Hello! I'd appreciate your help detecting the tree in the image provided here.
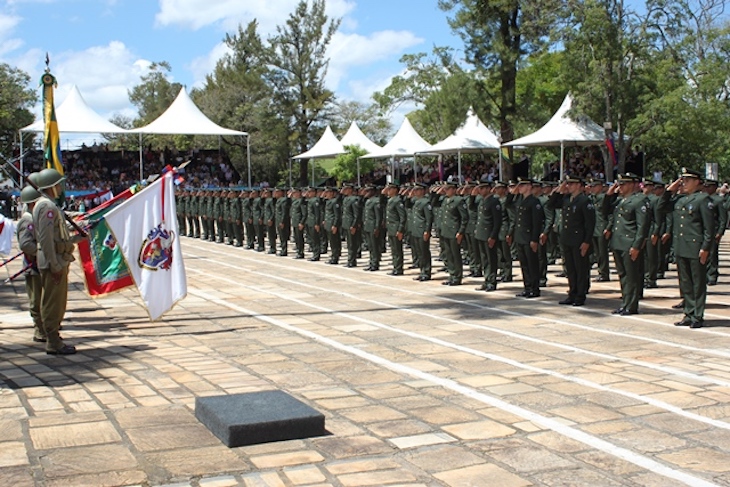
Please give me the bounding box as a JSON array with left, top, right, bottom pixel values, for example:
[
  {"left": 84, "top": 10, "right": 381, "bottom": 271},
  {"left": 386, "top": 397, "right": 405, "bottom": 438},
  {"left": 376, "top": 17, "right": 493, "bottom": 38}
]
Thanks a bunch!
[
  {"left": 0, "top": 63, "right": 37, "bottom": 159},
  {"left": 128, "top": 61, "right": 182, "bottom": 126},
  {"left": 329, "top": 145, "right": 369, "bottom": 183},
  {"left": 330, "top": 100, "right": 391, "bottom": 145},
  {"left": 266, "top": 0, "right": 340, "bottom": 185}
]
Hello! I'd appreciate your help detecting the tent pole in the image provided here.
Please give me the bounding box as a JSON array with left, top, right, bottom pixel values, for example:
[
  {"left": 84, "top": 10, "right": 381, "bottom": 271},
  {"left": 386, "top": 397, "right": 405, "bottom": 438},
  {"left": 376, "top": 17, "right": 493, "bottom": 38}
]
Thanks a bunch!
[
  {"left": 19, "top": 132, "right": 24, "bottom": 187},
  {"left": 138, "top": 133, "right": 143, "bottom": 182},
  {"left": 560, "top": 141, "right": 565, "bottom": 180},
  {"left": 311, "top": 159, "right": 314, "bottom": 186},
  {"left": 288, "top": 158, "right": 292, "bottom": 187},
  {"left": 246, "top": 134, "right": 251, "bottom": 189},
  {"left": 498, "top": 146, "right": 503, "bottom": 182},
  {"left": 357, "top": 157, "right": 361, "bottom": 186},
  {"left": 413, "top": 155, "right": 417, "bottom": 183},
  {"left": 458, "top": 151, "right": 462, "bottom": 182}
]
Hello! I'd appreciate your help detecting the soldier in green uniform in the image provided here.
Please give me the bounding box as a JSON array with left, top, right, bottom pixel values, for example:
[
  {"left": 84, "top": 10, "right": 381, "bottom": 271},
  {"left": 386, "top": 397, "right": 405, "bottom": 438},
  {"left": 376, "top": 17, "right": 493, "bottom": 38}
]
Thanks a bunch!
[
  {"left": 323, "top": 187, "right": 342, "bottom": 264},
  {"left": 537, "top": 182, "right": 553, "bottom": 287},
  {"left": 654, "top": 182, "right": 670, "bottom": 279},
  {"left": 189, "top": 190, "right": 201, "bottom": 238},
  {"left": 362, "top": 185, "right": 382, "bottom": 271},
  {"left": 474, "top": 182, "right": 502, "bottom": 291},
  {"left": 316, "top": 188, "right": 328, "bottom": 255},
  {"left": 588, "top": 179, "right": 610, "bottom": 282},
  {"left": 513, "top": 178, "right": 543, "bottom": 298},
  {"left": 274, "top": 187, "right": 291, "bottom": 256},
  {"left": 17, "top": 184, "right": 45, "bottom": 342},
  {"left": 703, "top": 179, "right": 726, "bottom": 285},
  {"left": 604, "top": 173, "right": 650, "bottom": 315},
  {"left": 290, "top": 188, "right": 307, "bottom": 258},
  {"left": 464, "top": 183, "right": 482, "bottom": 278},
  {"left": 227, "top": 190, "right": 241, "bottom": 246},
  {"left": 440, "top": 181, "right": 468, "bottom": 285},
  {"left": 176, "top": 188, "right": 187, "bottom": 237},
  {"left": 495, "top": 182, "right": 513, "bottom": 282},
  {"left": 251, "top": 189, "right": 265, "bottom": 251},
  {"left": 403, "top": 184, "right": 417, "bottom": 269},
  {"left": 213, "top": 190, "right": 225, "bottom": 243},
  {"left": 200, "top": 190, "right": 210, "bottom": 240},
  {"left": 665, "top": 168, "right": 714, "bottom": 328},
  {"left": 385, "top": 183, "right": 407, "bottom": 275},
  {"left": 643, "top": 179, "right": 663, "bottom": 288},
  {"left": 262, "top": 188, "right": 276, "bottom": 254},
  {"left": 241, "top": 190, "right": 254, "bottom": 249},
  {"left": 33, "top": 168, "right": 85, "bottom": 355},
  {"left": 549, "top": 177, "right": 595, "bottom": 306},
  {"left": 207, "top": 190, "right": 217, "bottom": 242},
  {"left": 306, "top": 187, "right": 322, "bottom": 261},
  {"left": 410, "top": 183, "right": 433, "bottom": 281},
  {"left": 340, "top": 184, "right": 361, "bottom": 267}
]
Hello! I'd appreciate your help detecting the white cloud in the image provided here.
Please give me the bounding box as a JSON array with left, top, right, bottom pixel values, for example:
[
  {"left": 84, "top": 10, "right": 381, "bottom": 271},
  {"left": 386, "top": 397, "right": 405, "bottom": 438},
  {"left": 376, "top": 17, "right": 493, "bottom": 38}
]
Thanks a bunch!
[
  {"left": 188, "top": 41, "right": 232, "bottom": 88},
  {"left": 0, "top": 12, "right": 23, "bottom": 57},
  {"left": 155, "top": 0, "right": 355, "bottom": 34},
  {"left": 326, "top": 29, "right": 422, "bottom": 91}
]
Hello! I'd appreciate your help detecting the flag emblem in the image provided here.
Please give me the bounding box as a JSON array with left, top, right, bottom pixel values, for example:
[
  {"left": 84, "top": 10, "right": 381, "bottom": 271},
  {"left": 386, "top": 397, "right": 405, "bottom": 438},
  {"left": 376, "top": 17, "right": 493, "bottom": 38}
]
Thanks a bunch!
[
  {"left": 103, "top": 233, "right": 117, "bottom": 250},
  {"left": 138, "top": 223, "right": 175, "bottom": 271}
]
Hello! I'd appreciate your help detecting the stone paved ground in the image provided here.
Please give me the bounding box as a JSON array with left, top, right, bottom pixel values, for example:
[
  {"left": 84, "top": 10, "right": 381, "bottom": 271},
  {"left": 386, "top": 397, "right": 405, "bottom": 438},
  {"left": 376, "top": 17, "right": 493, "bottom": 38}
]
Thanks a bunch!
[{"left": 2, "top": 235, "right": 730, "bottom": 487}]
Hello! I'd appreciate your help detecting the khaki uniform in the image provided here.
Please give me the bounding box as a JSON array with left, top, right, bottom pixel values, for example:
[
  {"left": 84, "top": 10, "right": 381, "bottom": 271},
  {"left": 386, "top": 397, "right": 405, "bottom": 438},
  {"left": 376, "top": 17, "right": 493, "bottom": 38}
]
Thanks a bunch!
[{"left": 16, "top": 211, "right": 44, "bottom": 340}]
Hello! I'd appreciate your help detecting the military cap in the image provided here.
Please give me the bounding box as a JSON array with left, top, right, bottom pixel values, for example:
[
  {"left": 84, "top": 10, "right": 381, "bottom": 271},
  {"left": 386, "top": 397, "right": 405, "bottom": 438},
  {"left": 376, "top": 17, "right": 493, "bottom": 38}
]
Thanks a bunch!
[
  {"left": 564, "top": 175, "right": 583, "bottom": 184},
  {"left": 493, "top": 181, "right": 508, "bottom": 188},
  {"left": 342, "top": 182, "right": 355, "bottom": 188},
  {"left": 704, "top": 178, "right": 719, "bottom": 186},
  {"left": 516, "top": 177, "right": 534, "bottom": 185},
  {"left": 476, "top": 182, "right": 491, "bottom": 188},
  {"left": 385, "top": 183, "right": 399, "bottom": 189},
  {"left": 587, "top": 177, "right": 605, "bottom": 186},
  {"left": 617, "top": 173, "right": 641, "bottom": 182},
  {"left": 642, "top": 178, "right": 655, "bottom": 186},
  {"left": 653, "top": 181, "right": 666, "bottom": 188},
  {"left": 680, "top": 167, "right": 702, "bottom": 179},
  {"left": 443, "top": 181, "right": 458, "bottom": 188},
  {"left": 413, "top": 182, "right": 428, "bottom": 189}
]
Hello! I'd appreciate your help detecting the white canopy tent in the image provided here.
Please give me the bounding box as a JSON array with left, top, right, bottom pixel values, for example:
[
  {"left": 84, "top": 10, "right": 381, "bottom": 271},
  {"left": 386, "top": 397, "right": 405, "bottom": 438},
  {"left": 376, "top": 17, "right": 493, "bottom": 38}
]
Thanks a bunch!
[
  {"left": 503, "top": 94, "right": 605, "bottom": 179},
  {"left": 19, "top": 85, "right": 129, "bottom": 182},
  {"left": 339, "top": 122, "right": 381, "bottom": 185},
  {"left": 131, "top": 88, "right": 250, "bottom": 185},
  {"left": 361, "top": 117, "right": 433, "bottom": 183},
  {"left": 292, "top": 125, "right": 346, "bottom": 186},
  {"left": 428, "top": 107, "right": 501, "bottom": 181}
]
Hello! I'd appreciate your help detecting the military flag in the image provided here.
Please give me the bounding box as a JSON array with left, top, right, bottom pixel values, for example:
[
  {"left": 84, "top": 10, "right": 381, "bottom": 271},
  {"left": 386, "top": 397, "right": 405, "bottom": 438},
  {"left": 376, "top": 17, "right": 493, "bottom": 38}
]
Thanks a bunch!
[
  {"left": 104, "top": 173, "right": 187, "bottom": 320},
  {"left": 41, "top": 70, "right": 64, "bottom": 176}
]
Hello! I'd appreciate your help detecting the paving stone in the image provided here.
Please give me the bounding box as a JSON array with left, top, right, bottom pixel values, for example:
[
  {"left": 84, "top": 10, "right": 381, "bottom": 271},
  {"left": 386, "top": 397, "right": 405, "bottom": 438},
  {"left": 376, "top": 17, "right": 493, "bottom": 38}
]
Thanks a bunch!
[
  {"left": 658, "top": 447, "right": 730, "bottom": 472},
  {"left": 365, "top": 419, "right": 433, "bottom": 439},
  {"left": 146, "top": 445, "right": 246, "bottom": 477},
  {"left": 39, "top": 444, "right": 138, "bottom": 478},
  {"left": 325, "top": 458, "right": 402, "bottom": 475},
  {"left": 338, "top": 469, "right": 419, "bottom": 486},
  {"left": 389, "top": 432, "right": 456, "bottom": 449},
  {"left": 115, "top": 405, "right": 198, "bottom": 429},
  {"left": 283, "top": 465, "right": 327, "bottom": 485},
  {"left": 125, "top": 423, "right": 220, "bottom": 452},
  {"left": 0, "top": 420, "right": 23, "bottom": 441},
  {"left": 0, "top": 466, "right": 35, "bottom": 487},
  {"left": 434, "top": 463, "right": 531, "bottom": 487},
  {"left": 0, "top": 442, "right": 28, "bottom": 467},
  {"left": 250, "top": 450, "right": 325, "bottom": 469},
  {"left": 314, "top": 435, "right": 393, "bottom": 459},
  {"left": 198, "top": 475, "right": 239, "bottom": 487},
  {"left": 29, "top": 421, "right": 121, "bottom": 450},
  {"left": 404, "top": 445, "right": 485, "bottom": 473},
  {"left": 44, "top": 469, "right": 147, "bottom": 487},
  {"left": 442, "top": 420, "right": 516, "bottom": 440}
]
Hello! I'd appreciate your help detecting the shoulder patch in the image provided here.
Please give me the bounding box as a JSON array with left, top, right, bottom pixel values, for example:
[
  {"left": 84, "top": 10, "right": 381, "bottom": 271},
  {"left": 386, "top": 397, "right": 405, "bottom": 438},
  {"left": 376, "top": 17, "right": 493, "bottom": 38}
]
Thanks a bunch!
[
  {"left": 27, "top": 223, "right": 34, "bottom": 231},
  {"left": 640, "top": 205, "right": 647, "bottom": 213},
  {"left": 587, "top": 203, "right": 594, "bottom": 210},
  {"left": 427, "top": 204, "right": 432, "bottom": 210},
  {"left": 496, "top": 204, "right": 501, "bottom": 211},
  {"left": 708, "top": 201, "right": 714, "bottom": 210},
  {"left": 536, "top": 204, "right": 541, "bottom": 210},
  {"left": 46, "top": 210, "right": 54, "bottom": 219}
]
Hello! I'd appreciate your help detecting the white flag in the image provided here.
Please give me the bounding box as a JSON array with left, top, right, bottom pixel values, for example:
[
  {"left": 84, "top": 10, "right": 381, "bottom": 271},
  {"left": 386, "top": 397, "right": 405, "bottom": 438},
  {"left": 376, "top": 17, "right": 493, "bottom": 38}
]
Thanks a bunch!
[
  {"left": 104, "top": 173, "right": 186, "bottom": 320},
  {"left": 0, "top": 214, "right": 16, "bottom": 256}
]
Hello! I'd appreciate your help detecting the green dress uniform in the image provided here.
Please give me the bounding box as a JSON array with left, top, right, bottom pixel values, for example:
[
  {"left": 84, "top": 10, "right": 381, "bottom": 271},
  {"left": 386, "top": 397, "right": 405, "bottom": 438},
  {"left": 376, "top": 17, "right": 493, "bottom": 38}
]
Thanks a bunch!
[
  {"left": 440, "top": 192, "right": 468, "bottom": 285},
  {"left": 342, "top": 192, "right": 361, "bottom": 267},
  {"left": 644, "top": 192, "right": 663, "bottom": 287},
  {"left": 474, "top": 193, "right": 502, "bottom": 290},
  {"left": 264, "top": 195, "right": 277, "bottom": 253},
  {"left": 189, "top": 191, "right": 201, "bottom": 238},
  {"left": 591, "top": 190, "right": 610, "bottom": 281},
  {"left": 242, "top": 194, "right": 255, "bottom": 249},
  {"left": 324, "top": 194, "right": 342, "bottom": 264},
  {"left": 275, "top": 194, "right": 291, "bottom": 256},
  {"left": 363, "top": 192, "right": 382, "bottom": 271},
  {"left": 549, "top": 191, "right": 595, "bottom": 305},
  {"left": 176, "top": 190, "right": 188, "bottom": 237},
  {"left": 252, "top": 194, "right": 265, "bottom": 251},
  {"left": 33, "top": 195, "right": 77, "bottom": 353},
  {"left": 212, "top": 191, "right": 224, "bottom": 243},
  {"left": 514, "top": 193, "right": 544, "bottom": 297},
  {"left": 16, "top": 210, "right": 44, "bottom": 341},
  {"left": 306, "top": 195, "right": 322, "bottom": 261},
  {"left": 605, "top": 190, "right": 650, "bottom": 314},
  {"left": 498, "top": 192, "right": 514, "bottom": 282},
  {"left": 663, "top": 187, "right": 714, "bottom": 326},
  {"left": 200, "top": 192, "right": 209, "bottom": 240},
  {"left": 410, "top": 192, "right": 433, "bottom": 280},
  {"left": 229, "top": 193, "right": 243, "bottom": 246},
  {"left": 291, "top": 192, "right": 307, "bottom": 258},
  {"left": 538, "top": 192, "right": 553, "bottom": 287},
  {"left": 706, "top": 191, "right": 726, "bottom": 285},
  {"left": 386, "top": 192, "right": 407, "bottom": 275},
  {"left": 206, "top": 192, "right": 216, "bottom": 241},
  {"left": 465, "top": 193, "right": 481, "bottom": 277}
]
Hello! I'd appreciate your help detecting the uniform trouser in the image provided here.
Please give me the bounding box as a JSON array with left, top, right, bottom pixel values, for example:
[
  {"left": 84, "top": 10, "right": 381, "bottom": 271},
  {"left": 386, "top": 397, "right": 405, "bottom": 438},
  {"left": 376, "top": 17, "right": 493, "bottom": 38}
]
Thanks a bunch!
[
  {"left": 547, "top": 230, "right": 559, "bottom": 263},
  {"left": 707, "top": 240, "right": 720, "bottom": 283},
  {"left": 389, "top": 234, "right": 404, "bottom": 273},
  {"left": 498, "top": 239, "right": 512, "bottom": 279},
  {"left": 307, "top": 225, "right": 321, "bottom": 259},
  {"left": 209, "top": 219, "right": 217, "bottom": 241},
  {"left": 201, "top": 218, "right": 209, "bottom": 239},
  {"left": 678, "top": 255, "right": 707, "bottom": 322},
  {"left": 466, "top": 234, "right": 480, "bottom": 273},
  {"left": 40, "top": 267, "right": 68, "bottom": 351},
  {"left": 245, "top": 222, "right": 255, "bottom": 248},
  {"left": 188, "top": 216, "right": 200, "bottom": 238},
  {"left": 409, "top": 234, "right": 422, "bottom": 268},
  {"left": 516, "top": 243, "right": 540, "bottom": 293},
  {"left": 613, "top": 248, "right": 642, "bottom": 312},
  {"left": 293, "top": 226, "right": 305, "bottom": 257},
  {"left": 442, "top": 236, "right": 463, "bottom": 283},
  {"left": 538, "top": 242, "right": 548, "bottom": 284},
  {"left": 266, "top": 223, "right": 277, "bottom": 251},
  {"left": 321, "top": 226, "right": 329, "bottom": 253},
  {"left": 26, "top": 273, "right": 44, "bottom": 338},
  {"left": 346, "top": 229, "right": 360, "bottom": 266},
  {"left": 477, "top": 239, "right": 498, "bottom": 287},
  {"left": 645, "top": 241, "right": 660, "bottom": 284},
  {"left": 178, "top": 215, "right": 187, "bottom": 237},
  {"left": 256, "top": 224, "right": 266, "bottom": 250},
  {"left": 366, "top": 230, "right": 381, "bottom": 269},
  {"left": 593, "top": 235, "right": 610, "bottom": 280},
  {"left": 562, "top": 243, "right": 590, "bottom": 302},
  {"left": 278, "top": 227, "right": 290, "bottom": 255},
  {"left": 217, "top": 218, "right": 226, "bottom": 242},
  {"left": 414, "top": 235, "right": 431, "bottom": 278},
  {"left": 233, "top": 221, "right": 243, "bottom": 246}
]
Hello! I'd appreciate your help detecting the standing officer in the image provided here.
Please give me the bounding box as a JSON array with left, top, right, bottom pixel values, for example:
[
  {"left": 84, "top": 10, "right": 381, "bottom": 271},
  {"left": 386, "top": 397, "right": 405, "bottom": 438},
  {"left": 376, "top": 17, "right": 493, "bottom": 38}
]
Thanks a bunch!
[
  {"left": 604, "top": 173, "right": 650, "bottom": 315},
  {"left": 241, "top": 190, "right": 255, "bottom": 249},
  {"left": 362, "top": 185, "right": 382, "bottom": 271},
  {"left": 176, "top": 188, "right": 188, "bottom": 237},
  {"left": 464, "top": 183, "right": 481, "bottom": 278},
  {"left": 230, "top": 190, "right": 243, "bottom": 246},
  {"left": 306, "top": 187, "right": 322, "bottom": 261},
  {"left": 33, "top": 168, "right": 84, "bottom": 355},
  {"left": 440, "top": 181, "right": 468, "bottom": 286},
  {"left": 341, "top": 183, "right": 361, "bottom": 267},
  {"left": 495, "top": 181, "right": 513, "bottom": 282},
  {"left": 324, "top": 187, "right": 342, "bottom": 264},
  {"left": 665, "top": 169, "right": 714, "bottom": 327},
  {"left": 385, "top": 183, "right": 407, "bottom": 275},
  {"left": 410, "top": 182, "right": 433, "bottom": 281},
  {"left": 703, "top": 179, "right": 726, "bottom": 285},
  {"left": 17, "top": 185, "right": 45, "bottom": 343},
  {"left": 588, "top": 179, "right": 610, "bottom": 282},
  {"left": 263, "top": 188, "right": 277, "bottom": 254},
  {"left": 274, "top": 187, "right": 291, "bottom": 256},
  {"left": 251, "top": 189, "right": 265, "bottom": 252},
  {"left": 538, "top": 182, "right": 554, "bottom": 287},
  {"left": 549, "top": 177, "right": 595, "bottom": 306},
  {"left": 189, "top": 190, "right": 201, "bottom": 238},
  {"left": 642, "top": 179, "right": 661, "bottom": 288},
  {"left": 200, "top": 190, "right": 210, "bottom": 240},
  {"left": 474, "top": 182, "right": 502, "bottom": 291},
  {"left": 290, "top": 188, "right": 307, "bottom": 259},
  {"left": 514, "top": 178, "right": 543, "bottom": 298}
]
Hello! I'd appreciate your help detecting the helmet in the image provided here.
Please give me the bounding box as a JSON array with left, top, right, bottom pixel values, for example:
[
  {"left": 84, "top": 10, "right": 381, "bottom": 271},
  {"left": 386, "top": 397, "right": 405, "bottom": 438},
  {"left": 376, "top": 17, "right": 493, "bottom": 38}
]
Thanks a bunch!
[
  {"left": 37, "top": 168, "right": 65, "bottom": 190},
  {"left": 20, "top": 186, "right": 42, "bottom": 204},
  {"left": 26, "top": 172, "right": 40, "bottom": 187}
]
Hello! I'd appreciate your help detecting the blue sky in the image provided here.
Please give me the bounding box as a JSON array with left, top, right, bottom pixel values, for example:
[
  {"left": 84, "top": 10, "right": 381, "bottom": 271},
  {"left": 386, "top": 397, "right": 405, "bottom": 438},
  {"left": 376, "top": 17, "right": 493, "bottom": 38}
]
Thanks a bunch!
[{"left": 0, "top": 0, "right": 461, "bottom": 130}]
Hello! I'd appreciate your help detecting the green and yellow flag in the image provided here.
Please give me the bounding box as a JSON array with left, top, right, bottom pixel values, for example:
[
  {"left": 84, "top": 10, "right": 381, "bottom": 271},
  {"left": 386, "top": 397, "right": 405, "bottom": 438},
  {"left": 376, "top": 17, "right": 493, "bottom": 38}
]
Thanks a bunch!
[{"left": 41, "top": 71, "right": 64, "bottom": 176}]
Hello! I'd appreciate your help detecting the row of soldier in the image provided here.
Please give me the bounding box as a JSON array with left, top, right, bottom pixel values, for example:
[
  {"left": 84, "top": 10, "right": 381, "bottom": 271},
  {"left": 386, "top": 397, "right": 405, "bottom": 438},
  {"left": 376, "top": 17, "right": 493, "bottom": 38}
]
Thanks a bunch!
[{"left": 176, "top": 168, "right": 724, "bottom": 328}]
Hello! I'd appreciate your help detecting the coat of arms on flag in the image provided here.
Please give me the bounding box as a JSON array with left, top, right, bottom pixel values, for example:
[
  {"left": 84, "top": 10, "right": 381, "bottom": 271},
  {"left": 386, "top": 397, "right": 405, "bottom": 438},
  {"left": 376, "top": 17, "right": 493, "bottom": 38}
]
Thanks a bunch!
[{"left": 138, "top": 223, "right": 175, "bottom": 271}]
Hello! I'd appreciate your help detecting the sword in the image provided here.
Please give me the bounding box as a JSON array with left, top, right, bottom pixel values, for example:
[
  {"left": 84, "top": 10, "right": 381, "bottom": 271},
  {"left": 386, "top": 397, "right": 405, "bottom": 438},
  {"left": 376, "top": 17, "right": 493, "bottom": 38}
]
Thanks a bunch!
[
  {"left": 0, "top": 251, "right": 24, "bottom": 268},
  {"left": 4, "top": 262, "right": 33, "bottom": 284}
]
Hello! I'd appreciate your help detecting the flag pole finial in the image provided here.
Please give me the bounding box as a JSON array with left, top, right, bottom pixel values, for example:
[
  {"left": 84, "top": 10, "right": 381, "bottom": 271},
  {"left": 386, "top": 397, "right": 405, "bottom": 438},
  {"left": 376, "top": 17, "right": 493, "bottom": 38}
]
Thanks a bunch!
[{"left": 45, "top": 52, "right": 50, "bottom": 73}]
